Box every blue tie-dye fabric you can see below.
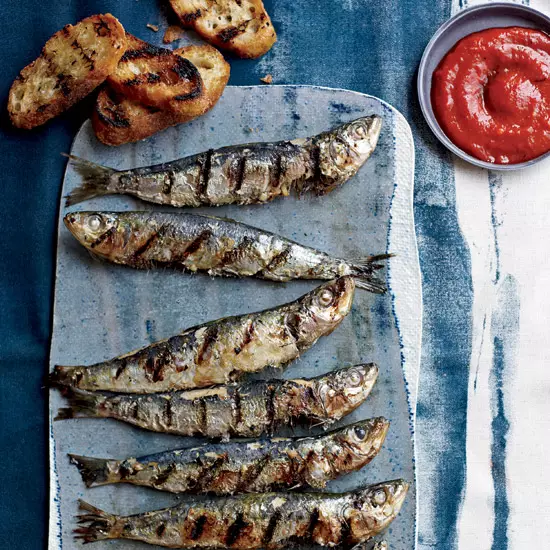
[0,1,472,548]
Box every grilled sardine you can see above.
[75,480,408,547]
[65,116,382,206]
[50,277,356,393]
[64,211,390,293]
[69,418,389,493]
[55,364,379,438]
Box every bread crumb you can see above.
[260,74,273,84]
[163,25,185,44]
[147,23,159,32]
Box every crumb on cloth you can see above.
[163,25,185,43]
[147,23,159,32]
[260,74,273,84]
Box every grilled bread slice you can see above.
[169,0,276,58]
[93,44,230,146]
[8,14,126,129]
[107,34,203,109]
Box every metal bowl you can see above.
[418,2,550,170]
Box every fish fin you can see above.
[69,454,110,487]
[55,388,103,420]
[349,254,394,294]
[74,500,116,542]
[63,153,118,206]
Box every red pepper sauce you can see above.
[432,26,550,164]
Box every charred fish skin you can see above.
[75,480,408,548]
[50,277,356,393]
[64,211,390,293]
[65,116,382,207]
[55,363,379,439]
[69,417,389,493]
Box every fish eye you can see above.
[373,489,387,506]
[348,368,363,386]
[317,289,334,307]
[354,425,367,440]
[86,214,103,232]
[351,122,367,138]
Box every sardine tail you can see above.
[74,500,116,543]
[349,254,394,294]
[55,388,103,421]
[69,454,110,487]
[63,154,117,206]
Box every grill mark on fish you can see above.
[307,508,320,542]
[118,460,133,480]
[285,312,302,343]
[218,237,254,270]
[263,510,282,544]
[90,226,116,249]
[163,171,175,195]
[182,230,212,260]
[197,325,219,365]
[226,512,247,546]
[235,320,255,354]
[197,150,213,203]
[238,454,270,492]
[156,523,166,538]
[338,506,351,545]
[234,156,247,195]
[233,388,243,426]
[130,401,139,419]
[132,227,165,261]
[153,463,176,487]
[145,349,168,383]
[165,398,173,427]
[114,363,127,380]
[260,247,292,276]
[197,397,208,434]
[197,455,227,491]
[190,515,207,540]
[272,153,283,190]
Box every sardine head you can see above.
[335,418,390,460]
[296,276,355,338]
[64,212,119,256]
[315,115,382,194]
[346,480,409,540]
[313,363,378,420]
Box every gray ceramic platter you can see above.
[48,85,421,550]
[418,2,550,170]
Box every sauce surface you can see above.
[432,26,550,164]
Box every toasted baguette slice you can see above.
[169,0,276,58]
[8,14,126,129]
[107,34,203,109]
[92,44,230,146]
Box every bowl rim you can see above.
[417,1,550,171]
